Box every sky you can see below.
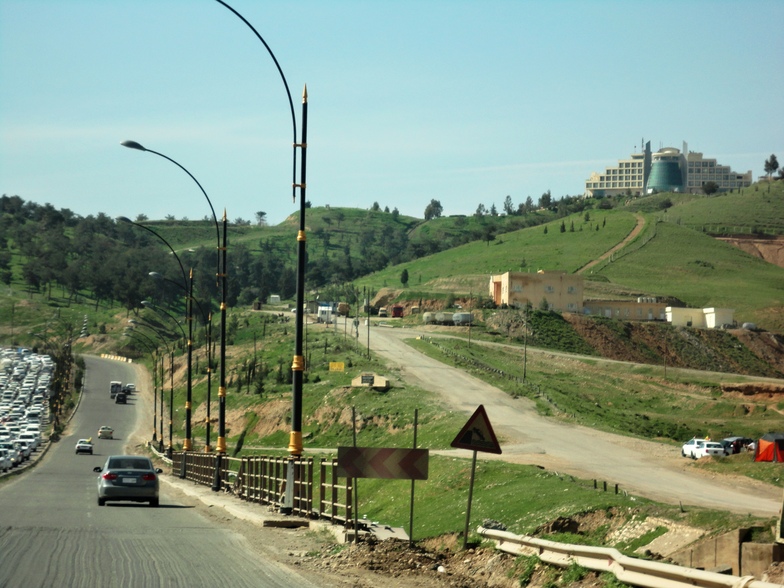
[1,0,782,226]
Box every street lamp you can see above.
[118,217,196,452]
[122,331,160,443]
[127,320,175,455]
[214,0,308,514]
[149,271,215,452]
[141,298,193,450]
[119,144,227,458]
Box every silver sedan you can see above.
[94,455,162,507]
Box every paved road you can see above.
[362,322,782,516]
[0,356,321,588]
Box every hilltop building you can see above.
[584,140,752,198]
[488,270,583,312]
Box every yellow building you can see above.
[488,271,583,312]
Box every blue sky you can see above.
[1,0,782,226]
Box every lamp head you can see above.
[141,300,151,307]
[116,216,132,224]
[121,140,146,151]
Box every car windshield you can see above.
[108,458,151,470]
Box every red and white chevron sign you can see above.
[337,447,429,480]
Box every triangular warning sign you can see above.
[450,405,502,454]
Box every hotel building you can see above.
[584,140,752,197]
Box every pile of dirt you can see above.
[307,534,609,588]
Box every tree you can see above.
[371,202,381,212]
[255,211,267,226]
[559,220,566,233]
[400,268,409,287]
[503,195,514,216]
[538,190,552,209]
[474,203,486,217]
[702,181,719,196]
[489,203,498,217]
[423,199,443,220]
[764,154,779,179]
[135,213,148,222]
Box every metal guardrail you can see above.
[167,451,351,525]
[478,526,781,588]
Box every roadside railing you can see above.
[478,526,781,588]
[170,451,351,525]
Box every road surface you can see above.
[0,356,324,588]
[363,323,782,516]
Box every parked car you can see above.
[0,448,12,472]
[695,441,725,459]
[681,438,706,459]
[721,436,754,455]
[0,442,21,467]
[97,426,114,439]
[75,438,93,455]
[94,455,162,507]
[15,440,32,460]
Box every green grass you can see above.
[405,336,784,457]
[595,221,784,330]
[356,210,639,293]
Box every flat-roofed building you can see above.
[665,306,735,328]
[583,297,667,321]
[488,270,583,312]
[585,140,752,197]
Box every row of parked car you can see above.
[0,348,51,472]
[681,436,755,459]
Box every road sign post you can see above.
[450,405,502,549]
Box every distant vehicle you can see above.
[115,392,127,405]
[110,381,122,399]
[453,312,473,326]
[391,306,404,318]
[681,438,706,459]
[97,426,114,439]
[695,441,725,459]
[75,439,93,455]
[721,436,753,455]
[377,307,388,318]
[337,302,350,317]
[0,449,11,472]
[94,455,162,507]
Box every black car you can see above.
[114,392,127,404]
[721,436,753,455]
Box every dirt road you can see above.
[366,325,782,516]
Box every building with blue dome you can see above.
[584,140,752,197]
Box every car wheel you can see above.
[149,498,159,507]
[98,497,106,506]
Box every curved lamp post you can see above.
[119,144,227,457]
[122,331,160,443]
[128,320,174,455]
[118,216,196,452]
[149,271,214,452]
[141,298,193,451]
[214,0,308,514]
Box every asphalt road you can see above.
[360,322,783,517]
[0,356,320,588]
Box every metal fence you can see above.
[171,451,352,525]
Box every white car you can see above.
[75,438,94,455]
[681,438,707,459]
[0,448,11,472]
[97,426,114,439]
[695,441,725,459]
